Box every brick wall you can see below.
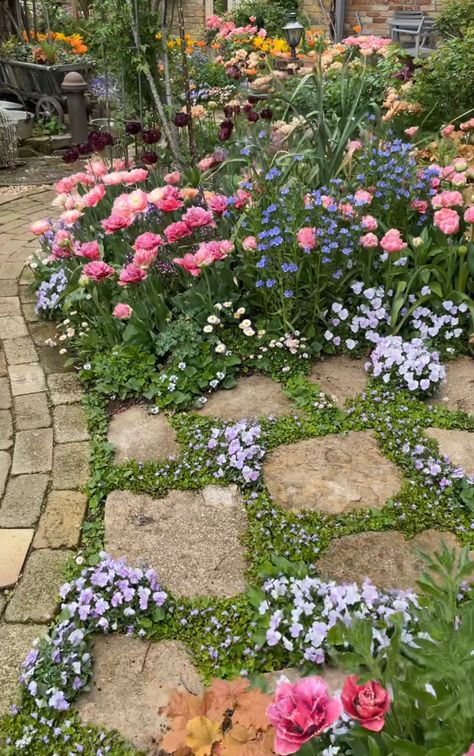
[299,0,333,28]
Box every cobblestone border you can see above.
[0,190,89,714]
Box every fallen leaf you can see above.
[233,689,273,731]
[185,716,222,756]
[207,678,250,719]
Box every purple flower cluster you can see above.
[258,574,417,665]
[411,299,468,354]
[20,553,168,711]
[35,267,68,313]
[367,335,445,394]
[207,421,265,483]
[324,282,390,350]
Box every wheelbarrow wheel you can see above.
[35,96,64,123]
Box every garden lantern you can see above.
[283,12,304,61]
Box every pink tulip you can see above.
[76,241,100,260]
[404,126,418,137]
[118,263,148,286]
[86,158,108,177]
[432,190,464,209]
[133,248,157,268]
[266,677,342,755]
[156,195,183,212]
[297,227,317,251]
[242,235,257,251]
[83,184,106,208]
[101,214,134,234]
[164,171,181,184]
[82,261,115,281]
[30,218,51,235]
[360,232,378,248]
[341,676,390,732]
[463,744,474,756]
[434,207,460,234]
[354,189,372,205]
[361,215,378,231]
[133,232,163,251]
[164,221,192,243]
[380,229,407,253]
[208,194,228,215]
[464,206,474,224]
[60,209,83,226]
[411,199,428,214]
[127,189,148,213]
[441,124,455,138]
[124,168,149,183]
[113,303,133,319]
[182,206,215,229]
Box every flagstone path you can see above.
[0,189,88,714]
[0,190,473,753]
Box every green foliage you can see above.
[435,0,474,38]
[331,546,474,755]
[229,0,298,36]
[411,28,474,122]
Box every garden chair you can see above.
[388,10,424,42]
[390,17,437,57]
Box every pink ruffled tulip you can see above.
[464,206,474,223]
[380,229,407,253]
[164,221,192,243]
[341,676,390,732]
[164,171,181,184]
[60,209,83,226]
[30,218,51,235]
[441,124,455,138]
[124,168,148,183]
[83,184,106,208]
[361,215,378,231]
[133,232,163,251]
[354,189,372,205]
[82,261,115,281]
[113,303,133,319]
[434,207,460,234]
[156,195,183,212]
[101,214,133,234]
[360,232,378,248]
[182,206,215,229]
[208,194,228,215]
[76,241,100,260]
[118,263,148,286]
[127,189,148,213]
[431,190,463,209]
[266,677,342,755]
[133,248,157,268]
[297,227,317,251]
[242,235,257,251]
[404,126,418,137]
[411,199,428,214]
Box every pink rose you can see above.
[182,206,215,229]
[156,195,183,212]
[60,209,83,226]
[83,184,106,208]
[431,190,463,209]
[360,232,378,248]
[434,207,460,234]
[82,261,115,281]
[380,228,407,253]
[76,241,100,260]
[354,189,372,205]
[441,124,455,138]
[341,676,390,732]
[113,303,133,319]
[118,263,148,286]
[242,235,257,251]
[127,189,148,213]
[133,248,157,268]
[361,215,378,231]
[297,227,317,251]
[404,126,418,137]
[164,221,192,243]
[208,194,228,215]
[164,171,181,184]
[30,218,51,235]
[133,232,163,251]
[101,214,133,234]
[411,199,428,214]
[464,206,474,223]
[266,677,342,755]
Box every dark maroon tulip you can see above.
[141,150,158,165]
[223,105,234,118]
[247,111,259,122]
[243,102,253,113]
[142,128,162,144]
[62,148,79,163]
[173,112,190,128]
[78,141,92,155]
[248,95,260,104]
[260,107,273,120]
[220,119,234,130]
[101,132,114,146]
[218,127,233,141]
[125,120,142,135]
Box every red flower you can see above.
[341,676,390,732]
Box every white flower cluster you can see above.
[366,335,446,394]
[324,283,390,351]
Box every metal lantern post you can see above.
[282,12,305,61]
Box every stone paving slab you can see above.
[105,485,247,598]
[76,637,202,752]
[0,348,6,377]
[426,428,474,477]
[0,376,12,409]
[317,530,466,590]
[309,356,368,407]
[0,314,29,338]
[52,441,89,489]
[198,374,293,419]
[47,373,83,405]
[0,451,11,497]
[5,548,73,623]
[12,427,53,474]
[432,357,474,414]
[34,490,87,549]
[9,362,46,396]
[0,297,21,317]
[53,404,89,444]
[0,409,13,449]
[0,280,17,297]
[0,529,33,588]
[3,336,37,365]
[107,406,178,463]
[0,624,46,716]
[14,393,50,430]
[0,474,49,527]
[264,431,402,513]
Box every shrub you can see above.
[230,0,298,36]
[435,0,474,37]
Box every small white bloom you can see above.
[215,343,226,353]
[203,324,213,333]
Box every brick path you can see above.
[0,190,89,714]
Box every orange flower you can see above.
[353,24,362,33]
